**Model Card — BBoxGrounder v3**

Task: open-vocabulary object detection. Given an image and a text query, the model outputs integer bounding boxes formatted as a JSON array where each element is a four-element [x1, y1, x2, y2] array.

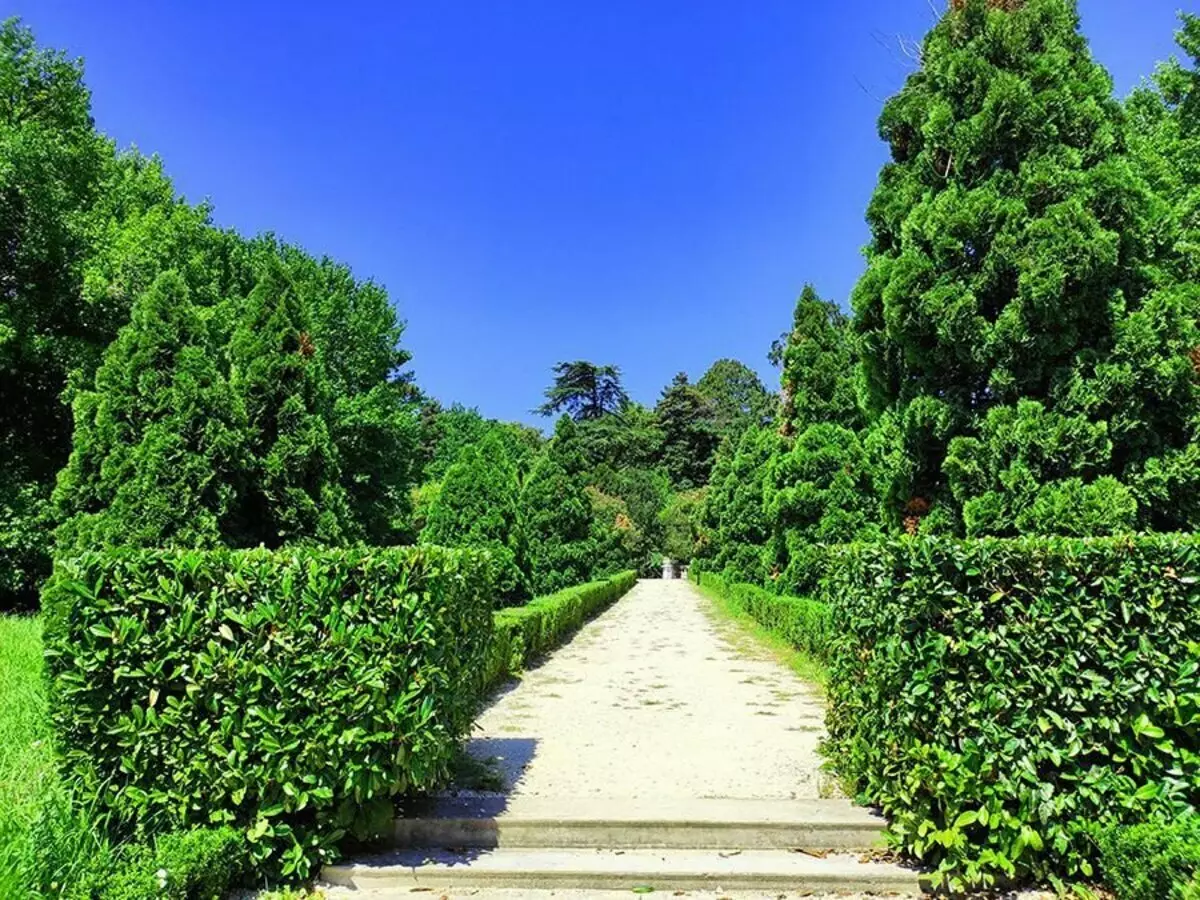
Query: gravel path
[[462, 579, 832, 805]]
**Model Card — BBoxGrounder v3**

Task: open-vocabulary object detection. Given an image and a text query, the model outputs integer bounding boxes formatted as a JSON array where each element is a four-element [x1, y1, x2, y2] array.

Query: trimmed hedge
[[77, 826, 248, 900], [1099, 816, 1200, 900], [823, 535, 1200, 891], [695, 570, 831, 661], [42, 546, 493, 881], [484, 571, 637, 690]]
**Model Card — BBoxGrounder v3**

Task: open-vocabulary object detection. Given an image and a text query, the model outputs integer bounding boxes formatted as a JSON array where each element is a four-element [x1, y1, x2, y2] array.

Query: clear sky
[[14, 1, 1190, 425]]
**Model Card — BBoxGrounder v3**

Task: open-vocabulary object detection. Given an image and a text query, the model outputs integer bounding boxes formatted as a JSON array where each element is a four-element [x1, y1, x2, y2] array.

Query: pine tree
[[518, 417, 595, 595], [422, 432, 528, 604], [53, 271, 247, 553], [227, 258, 352, 546], [655, 373, 720, 490], [852, 0, 1198, 534]]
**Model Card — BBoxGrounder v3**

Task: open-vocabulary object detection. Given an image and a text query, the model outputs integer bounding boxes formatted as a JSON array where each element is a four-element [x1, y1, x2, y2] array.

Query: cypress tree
[[853, 0, 1198, 534], [764, 423, 878, 593], [53, 271, 246, 553], [518, 417, 595, 595], [227, 258, 352, 546], [700, 426, 779, 585], [778, 285, 861, 437], [422, 432, 528, 604]]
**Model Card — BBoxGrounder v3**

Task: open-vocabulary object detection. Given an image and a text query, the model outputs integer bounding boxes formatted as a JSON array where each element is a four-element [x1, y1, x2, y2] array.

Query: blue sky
[[15, 1, 1190, 425]]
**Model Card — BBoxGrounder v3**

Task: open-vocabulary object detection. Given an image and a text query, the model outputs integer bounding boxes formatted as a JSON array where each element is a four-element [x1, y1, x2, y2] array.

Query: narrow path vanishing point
[[464, 578, 833, 805]]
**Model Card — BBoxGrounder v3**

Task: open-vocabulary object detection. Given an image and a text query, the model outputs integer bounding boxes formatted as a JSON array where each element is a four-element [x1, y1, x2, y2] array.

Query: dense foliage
[[518, 417, 595, 595], [655, 373, 721, 491], [75, 826, 248, 900], [852, 0, 1200, 536], [0, 21, 422, 611], [0, 21, 111, 608], [42, 546, 492, 880], [421, 433, 528, 603], [823, 535, 1200, 891], [1100, 816, 1200, 900]]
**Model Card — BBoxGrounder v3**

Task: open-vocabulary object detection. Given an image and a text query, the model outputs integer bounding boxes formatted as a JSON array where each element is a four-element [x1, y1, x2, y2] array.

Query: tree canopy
[[536, 361, 629, 421]]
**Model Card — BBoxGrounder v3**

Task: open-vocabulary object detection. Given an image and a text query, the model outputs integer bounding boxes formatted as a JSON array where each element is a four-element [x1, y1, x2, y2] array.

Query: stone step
[[321, 846, 926, 894], [388, 796, 888, 852]]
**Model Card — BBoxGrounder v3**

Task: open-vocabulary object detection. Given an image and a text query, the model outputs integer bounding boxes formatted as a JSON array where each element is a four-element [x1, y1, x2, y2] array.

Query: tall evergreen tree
[[778, 285, 861, 437], [852, 0, 1198, 534], [655, 373, 720, 490], [53, 272, 247, 553], [227, 259, 352, 546], [695, 359, 775, 443], [279, 247, 422, 544], [422, 432, 528, 604], [764, 423, 879, 593], [1127, 13, 1200, 282], [536, 361, 629, 421], [699, 426, 780, 585], [518, 417, 595, 595]]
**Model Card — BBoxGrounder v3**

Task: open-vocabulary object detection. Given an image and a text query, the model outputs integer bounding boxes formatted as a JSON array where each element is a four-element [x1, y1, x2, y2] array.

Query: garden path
[[462, 578, 833, 806]]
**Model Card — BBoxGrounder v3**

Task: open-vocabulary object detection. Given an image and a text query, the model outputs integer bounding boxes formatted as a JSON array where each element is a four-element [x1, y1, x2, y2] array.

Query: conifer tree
[[764, 423, 878, 593], [227, 259, 352, 546], [53, 271, 246, 552], [1128, 13, 1200, 282], [778, 285, 861, 437], [519, 417, 595, 595], [422, 432, 528, 603], [853, 0, 1199, 534], [700, 426, 779, 585], [695, 359, 775, 443], [655, 373, 720, 490]]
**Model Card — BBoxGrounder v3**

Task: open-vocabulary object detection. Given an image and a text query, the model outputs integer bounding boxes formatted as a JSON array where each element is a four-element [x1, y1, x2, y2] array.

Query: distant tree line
[[0, 16, 780, 608]]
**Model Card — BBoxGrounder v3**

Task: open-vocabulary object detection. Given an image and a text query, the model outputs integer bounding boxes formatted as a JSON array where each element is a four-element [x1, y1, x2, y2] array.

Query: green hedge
[[696, 570, 831, 661], [42, 546, 493, 881], [823, 535, 1200, 891], [1100, 816, 1200, 900], [72, 826, 248, 900], [483, 571, 637, 690]]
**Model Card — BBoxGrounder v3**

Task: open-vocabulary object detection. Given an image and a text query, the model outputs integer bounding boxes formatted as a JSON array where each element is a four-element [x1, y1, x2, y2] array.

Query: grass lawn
[[0, 615, 112, 899], [0, 615, 54, 897]]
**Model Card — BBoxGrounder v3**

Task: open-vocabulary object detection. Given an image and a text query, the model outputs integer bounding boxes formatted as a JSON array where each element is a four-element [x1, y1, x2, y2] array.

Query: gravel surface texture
[[462, 579, 831, 805]]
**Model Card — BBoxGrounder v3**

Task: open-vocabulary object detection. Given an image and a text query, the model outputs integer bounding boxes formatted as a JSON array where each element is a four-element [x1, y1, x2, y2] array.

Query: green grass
[[694, 582, 830, 692], [0, 615, 54, 896], [0, 614, 113, 899]]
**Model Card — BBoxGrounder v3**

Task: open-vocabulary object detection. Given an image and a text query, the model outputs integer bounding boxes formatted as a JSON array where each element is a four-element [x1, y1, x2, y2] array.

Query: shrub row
[[1100, 815, 1200, 900], [484, 570, 637, 690], [42, 546, 493, 881], [69, 826, 247, 900], [694, 570, 831, 661], [821, 535, 1200, 891]]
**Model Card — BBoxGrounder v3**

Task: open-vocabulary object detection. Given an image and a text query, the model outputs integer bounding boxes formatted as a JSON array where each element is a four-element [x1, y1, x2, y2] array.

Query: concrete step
[[390, 796, 889, 851], [321, 847, 927, 894]]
